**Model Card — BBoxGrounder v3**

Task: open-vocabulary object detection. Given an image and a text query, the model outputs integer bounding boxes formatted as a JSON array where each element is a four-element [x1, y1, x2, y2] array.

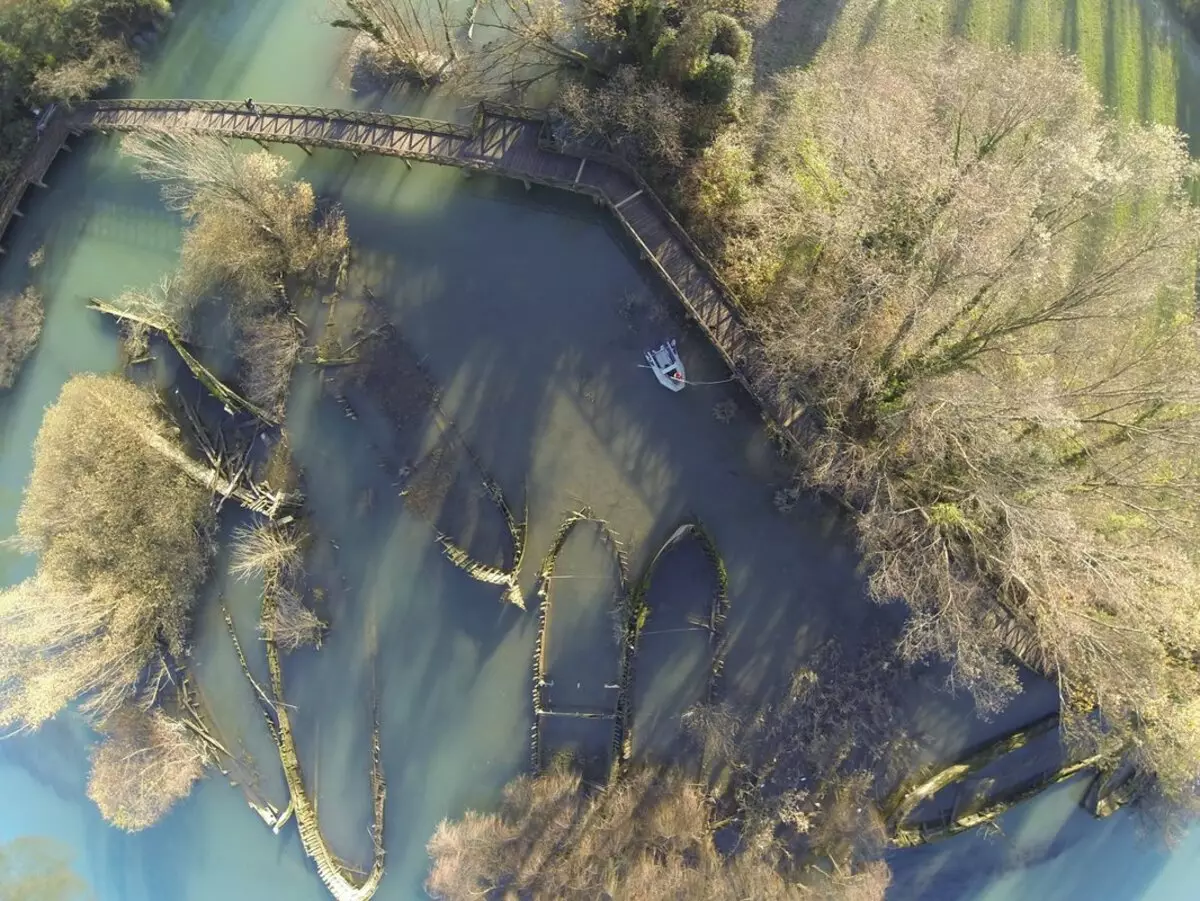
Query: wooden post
[[253, 138, 273, 152], [297, 144, 313, 156], [522, 179, 530, 191], [11, 209, 23, 218], [614, 189, 643, 210], [403, 159, 413, 170], [32, 178, 47, 188]]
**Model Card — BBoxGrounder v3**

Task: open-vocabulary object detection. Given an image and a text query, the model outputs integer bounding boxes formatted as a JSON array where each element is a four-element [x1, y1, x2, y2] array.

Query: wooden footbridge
[[0, 98, 805, 444]]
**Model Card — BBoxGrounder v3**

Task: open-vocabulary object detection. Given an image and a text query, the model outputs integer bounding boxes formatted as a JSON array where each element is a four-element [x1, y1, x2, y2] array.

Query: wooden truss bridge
[[0, 98, 805, 442]]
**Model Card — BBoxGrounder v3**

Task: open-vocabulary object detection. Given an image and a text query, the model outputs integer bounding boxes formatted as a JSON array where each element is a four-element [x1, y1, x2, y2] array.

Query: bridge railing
[[535, 124, 749, 329], [86, 98, 475, 140], [477, 100, 549, 124]]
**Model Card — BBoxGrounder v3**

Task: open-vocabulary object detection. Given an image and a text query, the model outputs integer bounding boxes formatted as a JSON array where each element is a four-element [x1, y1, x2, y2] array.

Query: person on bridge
[[244, 97, 258, 114]]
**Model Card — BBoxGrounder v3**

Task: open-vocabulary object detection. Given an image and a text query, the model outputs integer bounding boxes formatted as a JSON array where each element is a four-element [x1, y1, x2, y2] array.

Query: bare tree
[[31, 37, 139, 104], [122, 132, 349, 303], [0, 287, 43, 390], [473, 0, 607, 88], [230, 523, 303, 580], [86, 705, 209, 832], [687, 638, 907, 873], [240, 313, 304, 421], [427, 759, 890, 900], [557, 65, 691, 168], [331, 0, 606, 95], [683, 43, 1200, 802], [267, 584, 326, 652], [106, 274, 193, 337], [332, 0, 461, 84], [0, 374, 213, 729]]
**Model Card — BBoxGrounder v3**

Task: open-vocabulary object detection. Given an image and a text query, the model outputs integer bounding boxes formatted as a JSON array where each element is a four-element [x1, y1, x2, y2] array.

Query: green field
[[824, 0, 1180, 126]]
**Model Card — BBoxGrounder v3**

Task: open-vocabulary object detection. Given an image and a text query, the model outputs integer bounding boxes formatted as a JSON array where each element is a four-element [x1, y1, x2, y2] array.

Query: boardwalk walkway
[[0, 98, 804, 441], [0, 116, 73, 257]]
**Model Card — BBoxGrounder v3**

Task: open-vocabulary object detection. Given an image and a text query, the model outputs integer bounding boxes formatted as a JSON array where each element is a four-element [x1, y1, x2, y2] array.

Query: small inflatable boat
[[645, 339, 686, 392]]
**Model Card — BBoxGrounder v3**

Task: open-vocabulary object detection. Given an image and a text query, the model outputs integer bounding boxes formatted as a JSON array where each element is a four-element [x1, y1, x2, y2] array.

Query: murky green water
[[0, 1, 1197, 899]]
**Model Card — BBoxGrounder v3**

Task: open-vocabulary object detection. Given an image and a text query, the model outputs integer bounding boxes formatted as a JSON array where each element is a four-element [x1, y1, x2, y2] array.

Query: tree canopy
[[0, 374, 212, 729], [686, 43, 1200, 802]]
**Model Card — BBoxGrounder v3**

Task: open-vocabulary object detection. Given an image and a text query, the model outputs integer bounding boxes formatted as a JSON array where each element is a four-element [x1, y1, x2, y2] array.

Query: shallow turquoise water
[[0, 1, 1196, 899]]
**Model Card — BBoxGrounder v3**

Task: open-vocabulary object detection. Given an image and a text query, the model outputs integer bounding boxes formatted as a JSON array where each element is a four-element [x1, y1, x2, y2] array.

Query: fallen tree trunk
[[177, 675, 285, 831], [135, 420, 299, 519], [86, 302, 299, 519], [883, 711, 1060, 832], [891, 753, 1105, 848], [89, 299, 279, 424]]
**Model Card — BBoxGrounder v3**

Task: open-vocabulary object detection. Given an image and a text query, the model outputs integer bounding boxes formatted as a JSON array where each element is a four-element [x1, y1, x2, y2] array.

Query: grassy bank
[[818, 0, 1178, 125]]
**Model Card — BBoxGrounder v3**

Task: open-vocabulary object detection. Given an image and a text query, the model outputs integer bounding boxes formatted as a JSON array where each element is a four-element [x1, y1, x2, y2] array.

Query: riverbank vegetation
[[330, 0, 767, 123], [0, 286, 43, 389], [0, 0, 169, 186], [427, 756, 891, 900], [86, 705, 210, 832]]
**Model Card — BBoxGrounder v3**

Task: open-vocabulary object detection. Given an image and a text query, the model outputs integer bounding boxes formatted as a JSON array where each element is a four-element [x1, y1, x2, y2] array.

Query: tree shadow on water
[[631, 533, 720, 764]]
